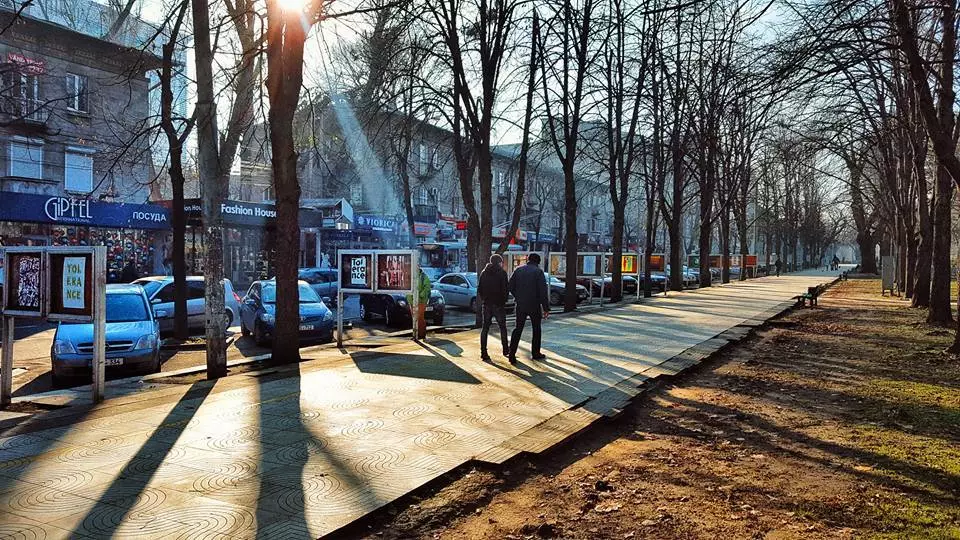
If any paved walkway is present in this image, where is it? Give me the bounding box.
[0,273,835,539]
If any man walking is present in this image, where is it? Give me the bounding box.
[508,253,550,364]
[775,258,782,277]
[477,254,509,362]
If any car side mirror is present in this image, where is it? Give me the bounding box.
[151,297,162,304]
[154,309,168,318]
[244,297,257,305]
[322,296,332,305]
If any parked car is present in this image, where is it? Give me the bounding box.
[298,267,339,306]
[132,276,241,333]
[359,289,446,327]
[239,280,335,346]
[665,265,699,288]
[434,272,480,312]
[51,284,161,385]
[547,276,588,305]
[565,275,638,298]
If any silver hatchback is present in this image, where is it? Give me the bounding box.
[132,276,240,333]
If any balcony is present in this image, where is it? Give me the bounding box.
[1,97,46,123]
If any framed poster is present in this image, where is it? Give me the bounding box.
[548,253,566,276]
[2,248,44,317]
[647,254,666,272]
[47,250,95,321]
[605,254,639,274]
[577,253,603,277]
[376,251,414,293]
[339,251,375,292]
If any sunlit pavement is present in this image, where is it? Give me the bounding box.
[0,272,838,538]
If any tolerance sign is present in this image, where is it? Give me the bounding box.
[62,256,86,310]
[351,256,367,285]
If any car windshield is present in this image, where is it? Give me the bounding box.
[106,293,149,323]
[261,283,321,304]
[464,274,478,287]
[136,280,164,297]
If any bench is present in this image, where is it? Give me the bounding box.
[793,285,825,307]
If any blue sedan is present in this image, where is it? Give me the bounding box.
[239,280,335,346]
[51,284,161,386]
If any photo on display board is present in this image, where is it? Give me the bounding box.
[581,254,598,276]
[4,252,42,313]
[549,254,566,276]
[339,253,374,291]
[376,253,412,292]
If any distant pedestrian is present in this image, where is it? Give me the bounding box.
[477,254,509,362]
[508,253,550,364]
[774,258,782,278]
[407,268,432,340]
[120,260,139,283]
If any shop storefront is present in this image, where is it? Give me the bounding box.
[0,192,171,282]
[159,198,325,290]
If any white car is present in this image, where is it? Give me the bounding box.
[132,276,241,333]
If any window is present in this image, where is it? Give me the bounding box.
[65,73,88,113]
[417,186,428,206]
[2,71,40,120]
[589,218,599,232]
[187,281,205,300]
[432,149,442,170]
[9,139,43,179]
[418,143,427,175]
[554,214,562,228]
[349,183,363,205]
[452,196,462,216]
[497,171,507,195]
[64,147,94,192]
[154,284,175,303]
[262,185,274,200]
[105,293,149,323]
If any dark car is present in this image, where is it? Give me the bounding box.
[571,275,639,297]
[547,276,588,305]
[359,289,446,327]
[51,284,161,385]
[298,267,339,307]
[239,280,335,346]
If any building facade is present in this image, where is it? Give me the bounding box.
[0,7,168,281]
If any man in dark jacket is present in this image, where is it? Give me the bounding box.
[508,253,550,363]
[477,254,509,361]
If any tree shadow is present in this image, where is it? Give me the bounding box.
[350,344,480,385]
[67,381,214,537]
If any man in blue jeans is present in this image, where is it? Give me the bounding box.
[508,253,550,364]
[477,254,509,362]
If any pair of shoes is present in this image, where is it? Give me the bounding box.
[502,348,510,356]
[480,353,491,362]
[507,355,517,365]
[532,353,546,361]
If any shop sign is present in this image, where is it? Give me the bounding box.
[7,53,45,75]
[413,222,436,237]
[356,214,397,232]
[0,192,171,230]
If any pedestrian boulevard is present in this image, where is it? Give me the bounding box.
[0,273,835,539]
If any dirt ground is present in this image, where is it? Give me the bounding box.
[351,279,960,540]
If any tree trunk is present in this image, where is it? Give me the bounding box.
[698,189,713,288]
[170,161,189,339]
[563,162,579,312]
[720,210,731,284]
[191,0,226,378]
[928,165,954,323]
[610,204,625,302]
[265,0,307,363]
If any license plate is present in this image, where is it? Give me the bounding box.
[105,358,123,366]
[299,324,313,331]
[425,306,433,312]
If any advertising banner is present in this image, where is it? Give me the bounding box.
[605,254,639,274]
[0,192,171,230]
[2,249,44,317]
[339,251,375,292]
[47,250,95,321]
[579,254,601,277]
[548,253,566,276]
[376,252,414,293]
[744,254,758,267]
[647,254,666,272]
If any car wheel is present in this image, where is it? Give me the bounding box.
[550,291,561,306]
[240,319,250,337]
[470,297,477,313]
[360,304,372,322]
[433,314,444,326]
[50,370,66,389]
[253,322,268,347]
